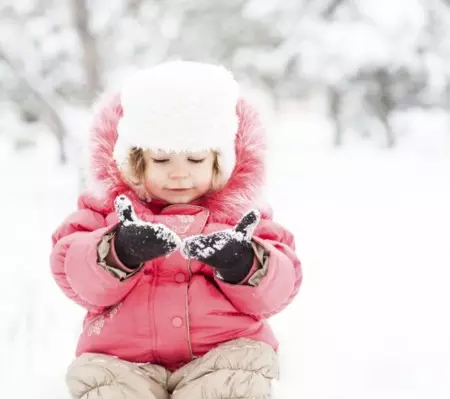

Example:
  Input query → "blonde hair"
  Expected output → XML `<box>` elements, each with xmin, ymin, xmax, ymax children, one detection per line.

<box><xmin>121</xmin><ymin>147</ymin><xmax>222</xmax><ymax>199</ymax></box>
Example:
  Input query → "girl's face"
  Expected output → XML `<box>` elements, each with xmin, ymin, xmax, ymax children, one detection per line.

<box><xmin>143</xmin><ymin>149</ymin><xmax>215</xmax><ymax>204</ymax></box>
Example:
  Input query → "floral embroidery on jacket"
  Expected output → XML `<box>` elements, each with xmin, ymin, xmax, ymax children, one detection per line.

<box><xmin>162</xmin><ymin>215</ymin><xmax>195</xmax><ymax>238</ymax></box>
<box><xmin>87</xmin><ymin>303</ymin><xmax>122</xmax><ymax>336</ymax></box>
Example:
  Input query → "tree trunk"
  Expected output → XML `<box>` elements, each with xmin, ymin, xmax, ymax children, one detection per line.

<box><xmin>329</xmin><ymin>86</ymin><xmax>343</xmax><ymax>146</ymax></box>
<box><xmin>70</xmin><ymin>0</ymin><xmax>101</xmax><ymax>190</ymax></box>
<box><xmin>374</xmin><ymin>69</ymin><xmax>396</xmax><ymax>148</ymax></box>
<box><xmin>46</xmin><ymin>107</ymin><xmax>68</xmax><ymax>164</ymax></box>
<box><xmin>70</xmin><ymin>0</ymin><xmax>101</xmax><ymax>104</ymax></box>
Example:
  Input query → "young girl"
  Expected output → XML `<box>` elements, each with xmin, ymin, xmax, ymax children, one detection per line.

<box><xmin>51</xmin><ymin>60</ymin><xmax>302</xmax><ymax>399</ymax></box>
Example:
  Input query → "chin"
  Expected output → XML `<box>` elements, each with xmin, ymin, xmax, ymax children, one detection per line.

<box><xmin>150</xmin><ymin>188</ymin><xmax>206</xmax><ymax>205</ymax></box>
<box><xmin>168</xmin><ymin>197</ymin><xmax>190</xmax><ymax>204</ymax></box>
<box><xmin>164</xmin><ymin>193</ymin><xmax>197</xmax><ymax>204</ymax></box>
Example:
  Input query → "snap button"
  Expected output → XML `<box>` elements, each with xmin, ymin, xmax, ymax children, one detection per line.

<box><xmin>172</xmin><ymin>317</ymin><xmax>183</xmax><ymax>328</ymax></box>
<box><xmin>174</xmin><ymin>273</ymin><xmax>186</xmax><ymax>283</ymax></box>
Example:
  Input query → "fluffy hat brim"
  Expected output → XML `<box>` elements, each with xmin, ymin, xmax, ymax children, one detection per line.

<box><xmin>114</xmin><ymin>61</ymin><xmax>240</xmax><ymax>184</ymax></box>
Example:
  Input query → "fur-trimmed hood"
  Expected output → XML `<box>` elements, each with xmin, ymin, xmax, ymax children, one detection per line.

<box><xmin>83</xmin><ymin>93</ymin><xmax>271</xmax><ymax>224</ymax></box>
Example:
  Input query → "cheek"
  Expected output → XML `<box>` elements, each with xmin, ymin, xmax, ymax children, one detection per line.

<box><xmin>196</xmin><ymin>165</ymin><xmax>214</xmax><ymax>187</ymax></box>
<box><xmin>144</xmin><ymin>168</ymin><xmax>164</xmax><ymax>189</ymax></box>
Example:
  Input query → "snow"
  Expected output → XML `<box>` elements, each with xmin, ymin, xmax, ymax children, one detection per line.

<box><xmin>182</xmin><ymin>231</ymin><xmax>242</xmax><ymax>260</ymax></box>
<box><xmin>1</xmin><ymin>109</ymin><xmax>450</xmax><ymax>399</ymax></box>
<box><xmin>268</xmin><ymin>149</ymin><xmax>450</xmax><ymax>398</ymax></box>
<box><xmin>181</xmin><ymin>209</ymin><xmax>260</xmax><ymax>259</ymax></box>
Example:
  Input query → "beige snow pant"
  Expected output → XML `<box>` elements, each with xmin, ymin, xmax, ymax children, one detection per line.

<box><xmin>66</xmin><ymin>338</ymin><xmax>279</xmax><ymax>399</ymax></box>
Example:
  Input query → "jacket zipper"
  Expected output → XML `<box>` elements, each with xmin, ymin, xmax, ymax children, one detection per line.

<box><xmin>183</xmin><ymin>208</ymin><xmax>209</xmax><ymax>361</ymax></box>
<box><xmin>185</xmin><ymin>257</ymin><xmax>195</xmax><ymax>360</ymax></box>
<box><xmin>148</xmin><ymin>263</ymin><xmax>161</xmax><ymax>364</ymax></box>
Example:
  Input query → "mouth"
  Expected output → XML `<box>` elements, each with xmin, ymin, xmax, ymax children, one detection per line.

<box><xmin>166</xmin><ymin>188</ymin><xmax>192</xmax><ymax>192</ymax></box>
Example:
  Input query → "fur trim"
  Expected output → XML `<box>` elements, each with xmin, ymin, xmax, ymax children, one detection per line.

<box><xmin>83</xmin><ymin>93</ymin><xmax>271</xmax><ymax>224</ymax></box>
<box><xmin>115</xmin><ymin>61</ymin><xmax>239</xmax><ymax>184</ymax></box>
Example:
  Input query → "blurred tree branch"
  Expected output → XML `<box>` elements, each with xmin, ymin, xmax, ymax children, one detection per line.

<box><xmin>0</xmin><ymin>0</ymin><xmax>448</xmax><ymax>154</ymax></box>
<box><xmin>0</xmin><ymin>47</ymin><xmax>68</xmax><ymax>163</ymax></box>
<box><xmin>322</xmin><ymin>0</ymin><xmax>346</xmax><ymax>19</ymax></box>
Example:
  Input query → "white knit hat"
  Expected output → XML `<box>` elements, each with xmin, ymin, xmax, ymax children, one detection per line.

<box><xmin>114</xmin><ymin>60</ymin><xmax>240</xmax><ymax>185</ymax></box>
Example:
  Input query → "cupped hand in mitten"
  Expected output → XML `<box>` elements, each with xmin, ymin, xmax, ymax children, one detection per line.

<box><xmin>181</xmin><ymin>210</ymin><xmax>261</xmax><ymax>283</ymax></box>
<box><xmin>113</xmin><ymin>195</ymin><xmax>182</xmax><ymax>268</ymax></box>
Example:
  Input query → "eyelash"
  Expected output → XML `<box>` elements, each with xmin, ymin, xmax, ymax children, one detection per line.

<box><xmin>151</xmin><ymin>159</ymin><xmax>205</xmax><ymax>164</ymax></box>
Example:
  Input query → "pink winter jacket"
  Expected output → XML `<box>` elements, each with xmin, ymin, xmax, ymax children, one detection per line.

<box><xmin>50</xmin><ymin>94</ymin><xmax>302</xmax><ymax>371</ymax></box>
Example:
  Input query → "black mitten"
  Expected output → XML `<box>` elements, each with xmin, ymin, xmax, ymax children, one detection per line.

<box><xmin>113</xmin><ymin>195</ymin><xmax>182</xmax><ymax>268</ymax></box>
<box><xmin>181</xmin><ymin>210</ymin><xmax>261</xmax><ymax>284</ymax></box>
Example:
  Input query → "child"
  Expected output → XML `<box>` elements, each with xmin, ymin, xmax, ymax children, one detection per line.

<box><xmin>50</xmin><ymin>60</ymin><xmax>302</xmax><ymax>399</ymax></box>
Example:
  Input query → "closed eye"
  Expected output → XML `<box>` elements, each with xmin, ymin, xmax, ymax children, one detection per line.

<box><xmin>188</xmin><ymin>158</ymin><xmax>205</xmax><ymax>164</ymax></box>
<box><xmin>152</xmin><ymin>159</ymin><xmax>170</xmax><ymax>164</ymax></box>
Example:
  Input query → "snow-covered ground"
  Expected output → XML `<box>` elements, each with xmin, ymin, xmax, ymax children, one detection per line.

<box><xmin>1</xmin><ymin>111</ymin><xmax>450</xmax><ymax>398</ymax></box>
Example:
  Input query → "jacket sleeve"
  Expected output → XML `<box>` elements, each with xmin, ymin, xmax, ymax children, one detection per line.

<box><xmin>215</xmin><ymin>217</ymin><xmax>302</xmax><ymax>319</ymax></box>
<box><xmin>50</xmin><ymin>195</ymin><xmax>143</xmax><ymax>313</ymax></box>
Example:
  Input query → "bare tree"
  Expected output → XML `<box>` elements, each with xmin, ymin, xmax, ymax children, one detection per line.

<box><xmin>356</xmin><ymin>68</ymin><xmax>396</xmax><ymax>148</ymax></box>
<box><xmin>69</xmin><ymin>0</ymin><xmax>102</xmax><ymax>190</ymax></box>
<box><xmin>373</xmin><ymin>69</ymin><xmax>396</xmax><ymax>147</ymax></box>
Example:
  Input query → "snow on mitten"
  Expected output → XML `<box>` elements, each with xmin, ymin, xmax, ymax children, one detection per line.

<box><xmin>181</xmin><ymin>210</ymin><xmax>261</xmax><ymax>284</ymax></box>
<box><xmin>113</xmin><ymin>195</ymin><xmax>182</xmax><ymax>268</ymax></box>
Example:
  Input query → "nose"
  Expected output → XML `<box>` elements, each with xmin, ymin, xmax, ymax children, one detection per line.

<box><xmin>168</xmin><ymin>163</ymin><xmax>190</xmax><ymax>180</ymax></box>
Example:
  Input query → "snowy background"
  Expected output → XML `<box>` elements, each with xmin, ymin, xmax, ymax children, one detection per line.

<box><xmin>1</xmin><ymin>0</ymin><xmax>450</xmax><ymax>398</ymax></box>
